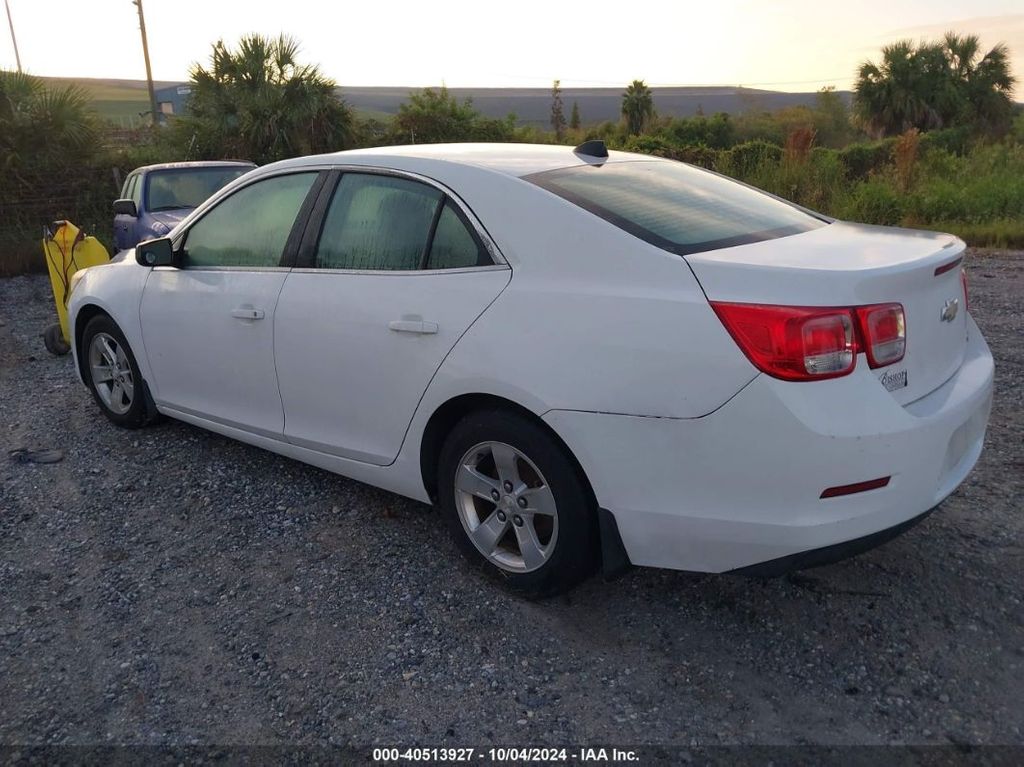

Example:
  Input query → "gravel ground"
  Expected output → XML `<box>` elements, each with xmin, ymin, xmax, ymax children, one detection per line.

<box><xmin>0</xmin><ymin>250</ymin><xmax>1021</xmax><ymax>750</ymax></box>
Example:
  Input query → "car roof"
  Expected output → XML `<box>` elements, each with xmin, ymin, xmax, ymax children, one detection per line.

<box><xmin>133</xmin><ymin>160</ymin><xmax>256</xmax><ymax>173</ymax></box>
<box><xmin>269</xmin><ymin>143</ymin><xmax>660</xmax><ymax>178</ymax></box>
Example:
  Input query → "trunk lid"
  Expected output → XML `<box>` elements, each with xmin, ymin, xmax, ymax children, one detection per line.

<box><xmin>685</xmin><ymin>221</ymin><xmax>969</xmax><ymax>405</ymax></box>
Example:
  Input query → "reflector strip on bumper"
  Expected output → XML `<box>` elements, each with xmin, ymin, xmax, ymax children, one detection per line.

<box><xmin>820</xmin><ymin>476</ymin><xmax>891</xmax><ymax>499</ymax></box>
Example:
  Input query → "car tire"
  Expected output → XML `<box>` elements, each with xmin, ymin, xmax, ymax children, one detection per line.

<box><xmin>437</xmin><ymin>408</ymin><xmax>599</xmax><ymax>597</ymax></box>
<box><xmin>82</xmin><ymin>315</ymin><xmax>154</xmax><ymax>429</ymax></box>
<box><xmin>43</xmin><ymin>323</ymin><xmax>71</xmax><ymax>356</ymax></box>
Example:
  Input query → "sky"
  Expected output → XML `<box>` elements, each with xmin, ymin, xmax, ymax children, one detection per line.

<box><xmin>1</xmin><ymin>0</ymin><xmax>1021</xmax><ymax>92</ymax></box>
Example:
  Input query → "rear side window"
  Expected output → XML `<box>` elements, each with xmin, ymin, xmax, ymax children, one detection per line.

<box><xmin>129</xmin><ymin>175</ymin><xmax>142</xmax><ymax>206</ymax></box>
<box><xmin>315</xmin><ymin>174</ymin><xmax>491</xmax><ymax>271</ymax></box>
<box><xmin>122</xmin><ymin>174</ymin><xmax>140</xmax><ymax>205</ymax></box>
<box><xmin>317</xmin><ymin>174</ymin><xmax>440</xmax><ymax>270</ymax></box>
<box><xmin>427</xmin><ymin>201</ymin><xmax>489</xmax><ymax>269</ymax></box>
<box><xmin>525</xmin><ymin>161</ymin><xmax>826</xmax><ymax>256</ymax></box>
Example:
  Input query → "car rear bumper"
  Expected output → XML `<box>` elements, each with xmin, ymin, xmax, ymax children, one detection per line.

<box><xmin>545</xmin><ymin>314</ymin><xmax>994</xmax><ymax>573</ymax></box>
<box><xmin>728</xmin><ymin>506</ymin><xmax>936</xmax><ymax>577</ymax></box>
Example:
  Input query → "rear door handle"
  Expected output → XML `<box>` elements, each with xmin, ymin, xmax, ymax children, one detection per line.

<box><xmin>231</xmin><ymin>307</ymin><xmax>265</xmax><ymax>320</ymax></box>
<box><xmin>388</xmin><ymin>319</ymin><xmax>438</xmax><ymax>335</ymax></box>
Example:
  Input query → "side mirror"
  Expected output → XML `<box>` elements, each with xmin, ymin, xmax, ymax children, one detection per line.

<box><xmin>136</xmin><ymin>237</ymin><xmax>177</xmax><ymax>268</ymax></box>
<box><xmin>113</xmin><ymin>198</ymin><xmax>138</xmax><ymax>217</ymax></box>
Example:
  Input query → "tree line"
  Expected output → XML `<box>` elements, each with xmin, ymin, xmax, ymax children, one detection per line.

<box><xmin>1</xmin><ymin>30</ymin><xmax>1021</xmax><ymax>275</ymax></box>
<box><xmin>2</xmin><ymin>30</ymin><xmax>1016</xmax><ymax>168</ymax></box>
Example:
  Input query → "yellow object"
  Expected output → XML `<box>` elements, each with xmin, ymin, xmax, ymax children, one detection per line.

<box><xmin>42</xmin><ymin>221</ymin><xmax>110</xmax><ymax>344</ymax></box>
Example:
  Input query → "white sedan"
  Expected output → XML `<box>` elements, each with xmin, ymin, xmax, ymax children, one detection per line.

<box><xmin>67</xmin><ymin>142</ymin><xmax>994</xmax><ymax>596</ymax></box>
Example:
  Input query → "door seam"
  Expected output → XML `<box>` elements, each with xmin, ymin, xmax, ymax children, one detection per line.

<box><xmin>384</xmin><ymin>268</ymin><xmax>514</xmax><ymax>468</ymax></box>
<box><xmin>271</xmin><ymin>270</ymin><xmax>292</xmax><ymax>437</ymax></box>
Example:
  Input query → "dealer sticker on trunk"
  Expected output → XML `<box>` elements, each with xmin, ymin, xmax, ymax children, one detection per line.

<box><xmin>879</xmin><ymin>368</ymin><xmax>908</xmax><ymax>392</ymax></box>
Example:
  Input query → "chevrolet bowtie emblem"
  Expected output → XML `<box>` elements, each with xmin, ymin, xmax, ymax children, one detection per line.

<box><xmin>941</xmin><ymin>298</ymin><xmax>959</xmax><ymax>323</ymax></box>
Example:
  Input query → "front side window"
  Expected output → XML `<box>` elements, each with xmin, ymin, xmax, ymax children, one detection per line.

<box><xmin>525</xmin><ymin>160</ymin><xmax>826</xmax><ymax>256</ymax></box>
<box><xmin>314</xmin><ymin>173</ymin><xmax>491</xmax><ymax>271</ymax></box>
<box><xmin>182</xmin><ymin>173</ymin><xmax>316</xmax><ymax>268</ymax></box>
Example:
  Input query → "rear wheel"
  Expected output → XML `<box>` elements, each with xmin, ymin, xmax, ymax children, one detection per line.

<box><xmin>437</xmin><ymin>409</ymin><xmax>598</xmax><ymax>597</ymax></box>
<box><xmin>82</xmin><ymin>315</ymin><xmax>153</xmax><ymax>429</ymax></box>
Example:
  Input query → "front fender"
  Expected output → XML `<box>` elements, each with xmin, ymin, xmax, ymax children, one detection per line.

<box><xmin>68</xmin><ymin>258</ymin><xmax>152</xmax><ymax>386</ymax></box>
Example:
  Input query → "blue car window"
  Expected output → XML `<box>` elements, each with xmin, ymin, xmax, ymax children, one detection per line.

<box><xmin>146</xmin><ymin>167</ymin><xmax>250</xmax><ymax>212</ymax></box>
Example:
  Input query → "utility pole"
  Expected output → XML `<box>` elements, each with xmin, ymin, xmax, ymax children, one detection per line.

<box><xmin>132</xmin><ymin>0</ymin><xmax>159</xmax><ymax>127</ymax></box>
<box><xmin>4</xmin><ymin>0</ymin><xmax>21</xmax><ymax>72</ymax></box>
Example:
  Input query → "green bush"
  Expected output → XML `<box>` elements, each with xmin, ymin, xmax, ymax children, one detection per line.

<box><xmin>836</xmin><ymin>180</ymin><xmax>905</xmax><ymax>225</ymax></box>
<box><xmin>661</xmin><ymin>113</ymin><xmax>735</xmax><ymax>150</ymax></box>
<box><xmin>838</xmin><ymin>139</ymin><xmax>895</xmax><ymax>180</ymax></box>
<box><xmin>623</xmin><ymin>135</ymin><xmax>675</xmax><ymax>157</ymax></box>
<box><xmin>732</xmin><ymin>111</ymin><xmax>785</xmax><ymax>146</ymax></box>
<box><xmin>918</xmin><ymin>126</ymin><xmax>972</xmax><ymax>156</ymax></box>
<box><xmin>584</xmin><ymin>120</ymin><xmax>628</xmax><ymax>148</ymax></box>
<box><xmin>1011</xmin><ymin>113</ymin><xmax>1024</xmax><ymax>145</ymax></box>
<box><xmin>929</xmin><ymin>219</ymin><xmax>1024</xmax><ymax>248</ymax></box>
<box><xmin>674</xmin><ymin>145</ymin><xmax>720</xmax><ymax>170</ymax></box>
<box><xmin>720</xmin><ymin>141</ymin><xmax>783</xmax><ymax>177</ymax></box>
<box><xmin>902</xmin><ymin>143</ymin><xmax>1024</xmax><ymax>224</ymax></box>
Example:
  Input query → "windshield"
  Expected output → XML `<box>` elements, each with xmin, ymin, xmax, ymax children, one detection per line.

<box><xmin>525</xmin><ymin>160</ymin><xmax>826</xmax><ymax>256</ymax></box>
<box><xmin>146</xmin><ymin>167</ymin><xmax>251</xmax><ymax>212</ymax></box>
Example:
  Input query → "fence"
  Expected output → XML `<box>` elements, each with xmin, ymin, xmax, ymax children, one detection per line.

<box><xmin>0</xmin><ymin>161</ymin><xmax>123</xmax><ymax>276</ymax></box>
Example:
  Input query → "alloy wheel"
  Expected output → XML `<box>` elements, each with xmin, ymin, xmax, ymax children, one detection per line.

<box><xmin>453</xmin><ymin>441</ymin><xmax>559</xmax><ymax>573</ymax></box>
<box><xmin>88</xmin><ymin>332</ymin><xmax>134</xmax><ymax>416</ymax></box>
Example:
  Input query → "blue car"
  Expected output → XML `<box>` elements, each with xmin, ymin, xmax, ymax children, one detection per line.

<box><xmin>113</xmin><ymin>161</ymin><xmax>255</xmax><ymax>250</ymax></box>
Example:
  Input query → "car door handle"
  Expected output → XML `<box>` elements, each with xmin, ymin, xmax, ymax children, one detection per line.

<box><xmin>388</xmin><ymin>319</ymin><xmax>438</xmax><ymax>334</ymax></box>
<box><xmin>231</xmin><ymin>307</ymin><xmax>265</xmax><ymax>320</ymax></box>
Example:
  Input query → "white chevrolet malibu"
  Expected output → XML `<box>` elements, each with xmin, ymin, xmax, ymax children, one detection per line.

<box><xmin>67</xmin><ymin>142</ymin><xmax>994</xmax><ymax>596</ymax></box>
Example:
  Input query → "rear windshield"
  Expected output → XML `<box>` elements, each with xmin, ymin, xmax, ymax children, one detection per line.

<box><xmin>146</xmin><ymin>166</ymin><xmax>251</xmax><ymax>212</ymax></box>
<box><xmin>525</xmin><ymin>160</ymin><xmax>826</xmax><ymax>256</ymax></box>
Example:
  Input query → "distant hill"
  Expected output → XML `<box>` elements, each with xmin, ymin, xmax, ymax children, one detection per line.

<box><xmin>41</xmin><ymin>77</ymin><xmax>181</xmax><ymax>126</ymax></box>
<box><xmin>42</xmin><ymin>76</ymin><xmax>852</xmax><ymax>127</ymax></box>
<box><xmin>341</xmin><ymin>86</ymin><xmax>853</xmax><ymax>127</ymax></box>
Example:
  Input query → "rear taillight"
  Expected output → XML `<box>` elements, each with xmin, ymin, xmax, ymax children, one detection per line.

<box><xmin>710</xmin><ymin>303</ymin><xmax>857</xmax><ymax>381</ymax></box>
<box><xmin>961</xmin><ymin>268</ymin><xmax>969</xmax><ymax>313</ymax></box>
<box><xmin>856</xmin><ymin>303</ymin><xmax>906</xmax><ymax>368</ymax></box>
<box><xmin>711</xmin><ymin>301</ymin><xmax>905</xmax><ymax>382</ymax></box>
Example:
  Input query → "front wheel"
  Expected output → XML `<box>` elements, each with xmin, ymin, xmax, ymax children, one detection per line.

<box><xmin>82</xmin><ymin>315</ymin><xmax>153</xmax><ymax>429</ymax></box>
<box><xmin>437</xmin><ymin>409</ymin><xmax>598</xmax><ymax>597</ymax></box>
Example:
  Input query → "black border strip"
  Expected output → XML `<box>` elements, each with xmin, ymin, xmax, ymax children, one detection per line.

<box><xmin>730</xmin><ymin>507</ymin><xmax>936</xmax><ymax>577</ymax></box>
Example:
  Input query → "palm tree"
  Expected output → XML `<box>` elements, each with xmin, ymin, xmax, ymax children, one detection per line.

<box><xmin>942</xmin><ymin>33</ymin><xmax>1016</xmax><ymax>133</ymax></box>
<box><xmin>854</xmin><ymin>41</ymin><xmax>945</xmax><ymax>137</ymax></box>
<box><xmin>854</xmin><ymin>34</ymin><xmax>1016</xmax><ymax>137</ymax></box>
<box><xmin>621</xmin><ymin>79</ymin><xmax>654</xmax><ymax>135</ymax></box>
<box><xmin>0</xmin><ymin>70</ymin><xmax>97</xmax><ymax>170</ymax></box>
<box><xmin>182</xmin><ymin>34</ymin><xmax>354</xmax><ymax>164</ymax></box>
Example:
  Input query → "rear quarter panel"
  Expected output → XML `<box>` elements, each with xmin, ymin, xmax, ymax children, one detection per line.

<box><xmin>407</xmin><ymin>165</ymin><xmax>758</xmax><ymax>420</ymax></box>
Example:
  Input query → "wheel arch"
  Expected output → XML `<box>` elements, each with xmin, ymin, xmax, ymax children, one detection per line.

<box><xmin>419</xmin><ymin>393</ymin><xmax>594</xmax><ymax>506</ymax></box>
<box><xmin>73</xmin><ymin>303</ymin><xmax>113</xmax><ymax>384</ymax></box>
<box><xmin>419</xmin><ymin>392</ymin><xmax>632</xmax><ymax>579</ymax></box>
<box><xmin>73</xmin><ymin>304</ymin><xmax>160</xmax><ymax>425</ymax></box>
